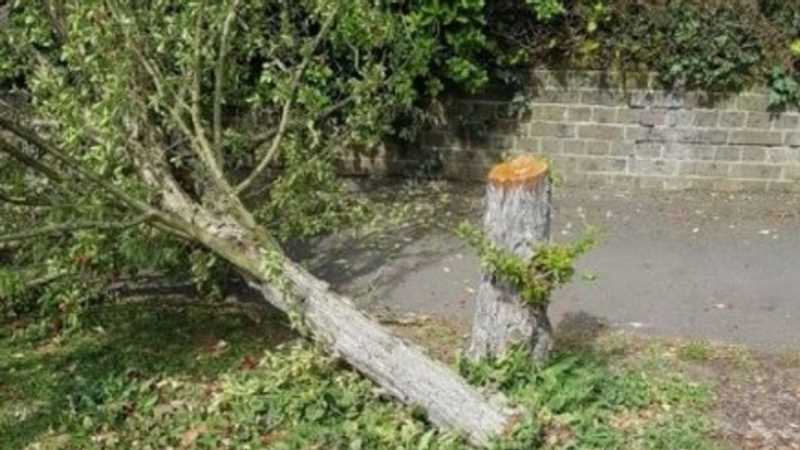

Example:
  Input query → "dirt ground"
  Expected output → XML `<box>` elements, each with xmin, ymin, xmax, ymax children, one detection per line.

<box><xmin>293</xmin><ymin>180</ymin><xmax>800</xmax><ymax>449</ymax></box>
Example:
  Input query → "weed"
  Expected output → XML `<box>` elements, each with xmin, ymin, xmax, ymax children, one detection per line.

<box><xmin>776</xmin><ymin>350</ymin><xmax>800</xmax><ymax>368</ymax></box>
<box><xmin>457</xmin><ymin>222</ymin><xmax>596</xmax><ymax>306</ymax></box>
<box><xmin>459</xmin><ymin>347</ymin><xmax>718</xmax><ymax>449</ymax></box>
<box><xmin>673</xmin><ymin>339</ymin><xmax>757</xmax><ymax>370</ymax></box>
<box><xmin>678</xmin><ymin>339</ymin><xmax>714</xmax><ymax>362</ymax></box>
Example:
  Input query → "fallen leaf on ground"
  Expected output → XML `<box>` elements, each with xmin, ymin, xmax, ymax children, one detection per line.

<box><xmin>181</xmin><ymin>424</ymin><xmax>208</xmax><ymax>448</ymax></box>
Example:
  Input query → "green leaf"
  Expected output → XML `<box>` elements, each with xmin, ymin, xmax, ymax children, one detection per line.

<box><xmin>791</xmin><ymin>39</ymin><xmax>800</xmax><ymax>57</ymax></box>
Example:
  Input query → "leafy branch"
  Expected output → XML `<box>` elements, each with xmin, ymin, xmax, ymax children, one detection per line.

<box><xmin>457</xmin><ymin>222</ymin><xmax>596</xmax><ymax>306</ymax></box>
<box><xmin>0</xmin><ymin>115</ymin><xmax>160</xmax><ymax>217</ymax></box>
<box><xmin>213</xmin><ymin>0</ymin><xmax>242</xmax><ymax>160</ymax></box>
<box><xmin>0</xmin><ymin>214</ymin><xmax>151</xmax><ymax>244</ymax></box>
<box><xmin>234</xmin><ymin>7</ymin><xmax>339</xmax><ymax>195</ymax></box>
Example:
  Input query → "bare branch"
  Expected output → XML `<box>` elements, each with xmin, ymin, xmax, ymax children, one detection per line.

<box><xmin>190</xmin><ymin>0</ymin><xmax>215</xmax><ymax>165</ymax></box>
<box><xmin>180</xmin><ymin>0</ymin><xmax>244</xmax><ymax>199</ymax></box>
<box><xmin>0</xmin><ymin>4</ymin><xmax>9</xmax><ymax>27</ymax></box>
<box><xmin>213</xmin><ymin>0</ymin><xmax>242</xmax><ymax>159</ymax></box>
<box><xmin>21</xmin><ymin>271</ymin><xmax>194</xmax><ymax>295</ymax></box>
<box><xmin>235</xmin><ymin>9</ymin><xmax>338</xmax><ymax>195</ymax></box>
<box><xmin>20</xmin><ymin>271</ymin><xmax>79</xmax><ymax>290</ymax></box>
<box><xmin>0</xmin><ymin>214</ymin><xmax>151</xmax><ymax>244</ymax></box>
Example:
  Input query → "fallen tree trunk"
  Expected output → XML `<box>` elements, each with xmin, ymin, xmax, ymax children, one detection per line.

<box><xmin>0</xmin><ymin>113</ymin><xmax>520</xmax><ymax>447</ymax></box>
<box><xmin>467</xmin><ymin>155</ymin><xmax>553</xmax><ymax>362</ymax></box>
<box><xmin>0</xmin><ymin>11</ymin><xmax>521</xmax><ymax>440</ymax></box>
<box><xmin>166</xmin><ymin>197</ymin><xmax>518</xmax><ymax>447</ymax></box>
<box><xmin>248</xmin><ymin>269</ymin><xmax>516</xmax><ymax>445</ymax></box>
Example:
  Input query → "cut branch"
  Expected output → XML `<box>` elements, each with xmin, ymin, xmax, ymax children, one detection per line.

<box><xmin>173</xmin><ymin>201</ymin><xmax>519</xmax><ymax>446</ymax></box>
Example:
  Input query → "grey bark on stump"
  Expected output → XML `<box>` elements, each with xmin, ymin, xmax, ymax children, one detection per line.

<box><xmin>467</xmin><ymin>155</ymin><xmax>554</xmax><ymax>362</ymax></box>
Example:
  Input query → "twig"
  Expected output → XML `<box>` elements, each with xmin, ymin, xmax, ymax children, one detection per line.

<box><xmin>376</xmin><ymin>313</ymin><xmax>432</xmax><ymax>327</ymax></box>
<box><xmin>44</xmin><ymin>0</ymin><xmax>67</xmax><ymax>46</ymax></box>
<box><xmin>244</xmin><ymin>96</ymin><xmax>354</xmax><ymax>156</ymax></box>
<box><xmin>22</xmin><ymin>271</ymin><xmax>77</xmax><ymax>290</ymax></box>
<box><xmin>0</xmin><ymin>190</ymin><xmax>52</xmax><ymax>207</ymax></box>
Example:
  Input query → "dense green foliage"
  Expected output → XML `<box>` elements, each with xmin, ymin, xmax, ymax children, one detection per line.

<box><xmin>397</xmin><ymin>0</ymin><xmax>800</xmax><ymax>107</ymax></box>
<box><xmin>536</xmin><ymin>1</ymin><xmax>799</xmax><ymax>107</ymax></box>
<box><xmin>458</xmin><ymin>222</ymin><xmax>595</xmax><ymax>306</ymax></box>
<box><xmin>0</xmin><ymin>4</ymin><xmax>764</xmax><ymax>448</ymax></box>
<box><xmin>1</xmin><ymin>302</ymin><xmax>720</xmax><ymax>450</ymax></box>
<box><xmin>4</xmin><ymin>0</ymin><xmax>800</xmax><ymax>330</ymax></box>
<box><xmin>0</xmin><ymin>0</ymin><xmax>446</xmax><ymax>328</ymax></box>
<box><xmin>643</xmin><ymin>4</ymin><xmax>762</xmax><ymax>92</ymax></box>
<box><xmin>0</xmin><ymin>0</ymin><xmax>589</xmax><ymax>328</ymax></box>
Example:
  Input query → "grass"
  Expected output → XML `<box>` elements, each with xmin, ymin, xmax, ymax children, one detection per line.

<box><xmin>1</xmin><ymin>300</ymin><xmax>725</xmax><ymax>450</ymax></box>
<box><xmin>677</xmin><ymin>339</ymin><xmax>715</xmax><ymax>362</ymax></box>
<box><xmin>777</xmin><ymin>350</ymin><xmax>800</xmax><ymax>368</ymax></box>
<box><xmin>671</xmin><ymin>338</ymin><xmax>757</xmax><ymax>370</ymax></box>
<box><xmin>0</xmin><ymin>301</ymin><xmax>293</xmax><ymax>450</ymax></box>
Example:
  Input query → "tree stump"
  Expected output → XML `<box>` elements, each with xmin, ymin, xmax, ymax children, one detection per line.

<box><xmin>467</xmin><ymin>155</ymin><xmax>553</xmax><ymax>362</ymax></box>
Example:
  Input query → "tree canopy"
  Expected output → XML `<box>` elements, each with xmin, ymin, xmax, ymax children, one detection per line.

<box><xmin>0</xmin><ymin>0</ymin><xmax>445</xmax><ymax>323</ymax></box>
<box><xmin>0</xmin><ymin>1</ymin><xmax>530</xmax><ymax>442</ymax></box>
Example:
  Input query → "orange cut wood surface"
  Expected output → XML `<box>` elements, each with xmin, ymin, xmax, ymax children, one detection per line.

<box><xmin>488</xmin><ymin>155</ymin><xmax>548</xmax><ymax>186</ymax></box>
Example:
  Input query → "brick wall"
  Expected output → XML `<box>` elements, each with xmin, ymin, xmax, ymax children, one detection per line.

<box><xmin>405</xmin><ymin>70</ymin><xmax>800</xmax><ymax>191</ymax></box>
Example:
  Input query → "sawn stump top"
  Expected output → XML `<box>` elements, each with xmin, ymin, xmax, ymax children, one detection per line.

<box><xmin>488</xmin><ymin>155</ymin><xmax>548</xmax><ymax>186</ymax></box>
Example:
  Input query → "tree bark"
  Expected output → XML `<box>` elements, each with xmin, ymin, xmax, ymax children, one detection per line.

<box><xmin>168</xmin><ymin>200</ymin><xmax>518</xmax><ymax>447</ymax></box>
<box><xmin>0</xmin><ymin>93</ymin><xmax>520</xmax><ymax>448</ymax></box>
<box><xmin>248</xmin><ymin>266</ymin><xmax>517</xmax><ymax>446</ymax></box>
<box><xmin>467</xmin><ymin>155</ymin><xmax>553</xmax><ymax>362</ymax></box>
